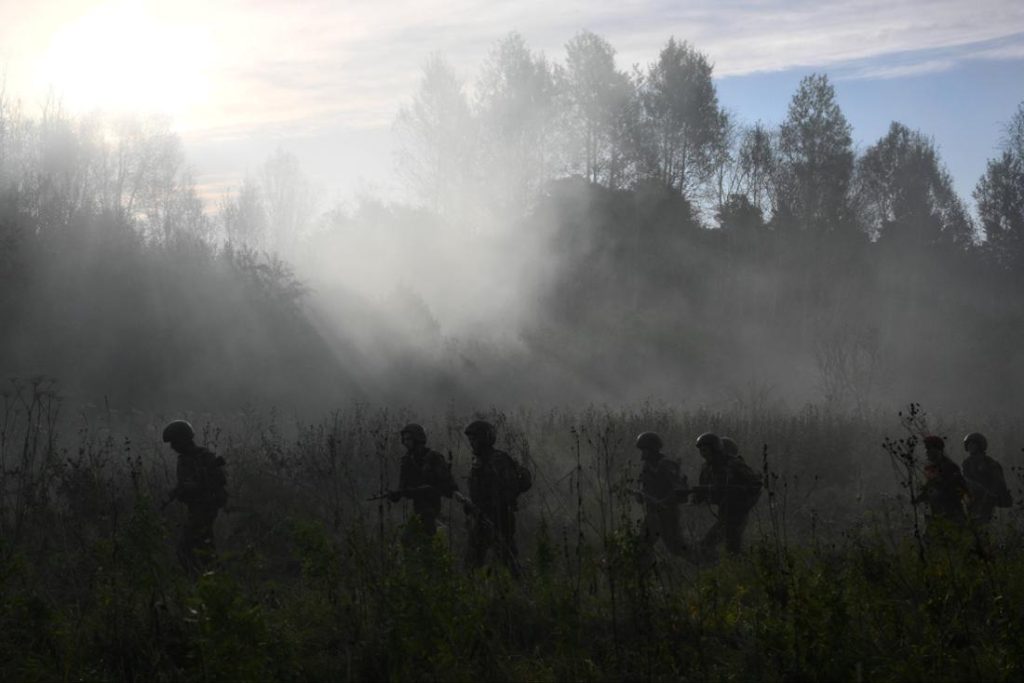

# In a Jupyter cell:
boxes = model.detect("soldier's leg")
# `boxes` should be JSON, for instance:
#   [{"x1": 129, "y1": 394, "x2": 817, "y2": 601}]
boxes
[
  {"x1": 496, "y1": 516, "x2": 521, "y2": 577},
  {"x1": 700, "y1": 518, "x2": 725, "y2": 558},
  {"x1": 659, "y1": 509, "x2": 686, "y2": 556},
  {"x1": 401, "y1": 513, "x2": 437, "y2": 550},
  {"x1": 195, "y1": 509, "x2": 218, "y2": 569},
  {"x1": 179, "y1": 508, "x2": 216, "y2": 574},
  {"x1": 723, "y1": 508, "x2": 750, "y2": 555},
  {"x1": 465, "y1": 520, "x2": 490, "y2": 571}
]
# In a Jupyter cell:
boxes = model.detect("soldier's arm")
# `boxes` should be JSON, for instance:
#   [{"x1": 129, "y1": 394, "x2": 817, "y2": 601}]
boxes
[
  {"x1": 690, "y1": 467, "x2": 712, "y2": 503},
  {"x1": 429, "y1": 453, "x2": 458, "y2": 498},
  {"x1": 395, "y1": 458, "x2": 433, "y2": 500}
]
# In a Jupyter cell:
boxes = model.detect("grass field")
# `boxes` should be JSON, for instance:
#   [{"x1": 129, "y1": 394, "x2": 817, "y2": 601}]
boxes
[{"x1": 2, "y1": 378, "x2": 1024, "y2": 681}]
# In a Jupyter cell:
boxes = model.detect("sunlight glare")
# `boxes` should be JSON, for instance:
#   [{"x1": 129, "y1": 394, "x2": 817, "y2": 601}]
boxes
[{"x1": 33, "y1": 1, "x2": 212, "y2": 126}]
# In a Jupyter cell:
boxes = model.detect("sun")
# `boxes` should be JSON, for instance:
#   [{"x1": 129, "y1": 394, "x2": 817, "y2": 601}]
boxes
[{"x1": 33, "y1": 1, "x2": 212, "y2": 124}]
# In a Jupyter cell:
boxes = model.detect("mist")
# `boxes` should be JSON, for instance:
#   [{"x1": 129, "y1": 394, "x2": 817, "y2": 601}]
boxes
[{"x1": 0, "y1": 32, "x2": 1022, "y2": 421}]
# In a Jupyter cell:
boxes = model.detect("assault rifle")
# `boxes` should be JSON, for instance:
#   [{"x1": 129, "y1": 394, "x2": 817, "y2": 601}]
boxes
[
  {"x1": 453, "y1": 491, "x2": 490, "y2": 526},
  {"x1": 454, "y1": 491, "x2": 522, "y2": 577},
  {"x1": 630, "y1": 485, "x2": 693, "y2": 508},
  {"x1": 631, "y1": 482, "x2": 760, "y2": 508},
  {"x1": 367, "y1": 488, "x2": 410, "y2": 502}
]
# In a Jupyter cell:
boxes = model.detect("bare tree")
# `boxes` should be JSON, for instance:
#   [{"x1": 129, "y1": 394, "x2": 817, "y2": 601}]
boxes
[
  {"x1": 476, "y1": 32, "x2": 560, "y2": 213},
  {"x1": 560, "y1": 31, "x2": 637, "y2": 189},
  {"x1": 395, "y1": 54, "x2": 475, "y2": 219}
]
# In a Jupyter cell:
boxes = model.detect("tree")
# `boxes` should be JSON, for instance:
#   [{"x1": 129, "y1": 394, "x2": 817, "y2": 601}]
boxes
[
  {"x1": 775, "y1": 74, "x2": 854, "y2": 233},
  {"x1": 260, "y1": 149, "x2": 317, "y2": 257},
  {"x1": 857, "y1": 121, "x2": 973, "y2": 248},
  {"x1": 560, "y1": 31, "x2": 638, "y2": 189},
  {"x1": 734, "y1": 123, "x2": 776, "y2": 218},
  {"x1": 221, "y1": 177, "x2": 267, "y2": 248},
  {"x1": 640, "y1": 38, "x2": 727, "y2": 204},
  {"x1": 975, "y1": 102, "x2": 1024, "y2": 269},
  {"x1": 476, "y1": 32, "x2": 560, "y2": 212},
  {"x1": 716, "y1": 193, "x2": 765, "y2": 233},
  {"x1": 395, "y1": 54, "x2": 475, "y2": 218}
]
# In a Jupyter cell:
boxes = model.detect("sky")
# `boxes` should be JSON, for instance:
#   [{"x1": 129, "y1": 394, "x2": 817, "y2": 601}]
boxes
[{"x1": 2, "y1": 0, "x2": 1023, "y2": 211}]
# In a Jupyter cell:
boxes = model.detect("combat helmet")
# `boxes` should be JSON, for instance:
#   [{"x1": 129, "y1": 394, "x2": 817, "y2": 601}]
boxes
[
  {"x1": 695, "y1": 432, "x2": 722, "y2": 453},
  {"x1": 162, "y1": 420, "x2": 195, "y2": 445},
  {"x1": 634, "y1": 432, "x2": 663, "y2": 451},
  {"x1": 963, "y1": 432, "x2": 988, "y2": 452},
  {"x1": 464, "y1": 420, "x2": 497, "y2": 447},
  {"x1": 400, "y1": 423, "x2": 428, "y2": 445},
  {"x1": 720, "y1": 436, "x2": 739, "y2": 457}
]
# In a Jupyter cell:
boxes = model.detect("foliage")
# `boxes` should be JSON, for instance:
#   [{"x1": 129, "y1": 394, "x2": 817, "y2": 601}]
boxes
[{"x1": 3, "y1": 387, "x2": 1024, "y2": 681}]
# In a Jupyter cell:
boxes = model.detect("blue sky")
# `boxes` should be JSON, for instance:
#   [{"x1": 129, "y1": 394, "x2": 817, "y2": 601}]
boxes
[
  {"x1": 717, "y1": 53, "x2": 1024, "y2": 208},
  {"x1": 2, "y1": 1, "x2": 1022, "y2": 212}
]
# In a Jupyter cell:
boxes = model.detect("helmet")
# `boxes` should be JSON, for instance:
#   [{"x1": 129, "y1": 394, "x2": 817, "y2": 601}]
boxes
[
  {"x1": 963, "y1": 432, "x2": 988, "y2": 452},
  {"x1": 464, "y1": 420, "x2": 497, "y2": 447},
  {"x1": 695, "y1": 432, "x2": 722, "y2": 453},
  {"x1": 634, "y1": 432, "x2": 663, "y2": 451},
  {"x1": 721, "y1": 436, "x2": 739, "y2": 457},
  {"x1": 922, "y1": 435, "x2": 945, "y2": 451},
  {"x1": 400, "y1": 423, "x2": 427, "y2": 445},
  {"x1": 162, "y1": 420, "x2": 195, "y2": 444}
]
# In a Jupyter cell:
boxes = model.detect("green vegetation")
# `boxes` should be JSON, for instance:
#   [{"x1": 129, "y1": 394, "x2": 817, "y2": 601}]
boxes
[{"x1": 3, "y1": 381, "x2": 1023, "y2": 681}]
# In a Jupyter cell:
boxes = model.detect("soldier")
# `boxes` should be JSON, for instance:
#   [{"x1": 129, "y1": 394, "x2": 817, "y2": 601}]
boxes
[
  {"x1": 462, "y1": 420, "x2": 531, "y2": 576},
  {"x1": 633, "y1": 432, "x2": 688, "y2": 557},
  {"x1": 691, "y1": 432, "x2": 762, "y2": 558},
  {"x1": 163, "y1": 420, "x2": 228, "y2": 575},
  {"x1": 912, "y1": 436, "x2": 968, "y2": 538},
  {"x1": 961, "y1": 432, "x2": 1012, "y2": 527},
  {"x1": 386, "y1": 423, "x2": 458, "y2": 546}
]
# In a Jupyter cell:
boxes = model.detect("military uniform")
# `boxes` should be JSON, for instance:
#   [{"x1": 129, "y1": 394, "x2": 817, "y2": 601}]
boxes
[
  {"x1": 466, "y1": 448, "x2": 525, "y2": 573},
  {"x1": 916, "y1": 453, "x2": 968, "y2": 537},
  {"x1": 639, "y1": 453, "x2": 687, "y2": 555},
  {"x1": 962, "y1": 452, "x2": 1011, "y2": 525},
  {"x1": 693, "y1": 454, "x2": 762, "y2": 555},
  {"x1": 397, "y1": 447, "x2": 457, "y2": 540},
  {"x1": 174, "y1": 444, "x2": 227, "y2": 574}
]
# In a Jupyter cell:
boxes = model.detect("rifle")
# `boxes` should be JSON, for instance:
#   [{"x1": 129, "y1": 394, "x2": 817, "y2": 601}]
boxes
[
  {"x1": 367, "y1": 488, "x2": 409, "y2": 502},
  {"x1": 455, "y1": 492, "x2": 522, "y2": 576},
  {"x1": 454, "y1": 491, "x2": 495, "y2": 531},
  {"x1": 630, "y1": 484, "x2": 695, "y2": 507}
]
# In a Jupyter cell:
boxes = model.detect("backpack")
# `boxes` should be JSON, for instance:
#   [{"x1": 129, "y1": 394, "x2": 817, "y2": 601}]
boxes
[
  {"x1": 515, "y1": 460, "x2": 533, "y2": 494},
  {"x1": 996, "y1": 478, "x2": 1013, "y2": 508},
  {"x1": 203, "y1": 452, "x2": 229, "y2": 509}
]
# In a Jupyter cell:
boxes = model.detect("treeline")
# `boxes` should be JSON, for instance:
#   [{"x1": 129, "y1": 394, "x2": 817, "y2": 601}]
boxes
[
  {"x1": 388, "y1": 31, "x2": 1024, "y2": 410},
  {"x1": 397, "y1": 31, "x2": 1020, "y2": 252},
  {"x1": 0, "y1": 102, "x2": 351, "y2": 410},
  {"x1": 1, "y1": 33, "x2": 1023, "y2": 411}
]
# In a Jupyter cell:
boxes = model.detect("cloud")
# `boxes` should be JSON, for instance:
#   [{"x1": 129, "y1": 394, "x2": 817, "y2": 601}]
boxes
[
  {"x1": 840, "y1": 59, "x2": 958, "y2": 80},
  {"x1": 4, "y1": 1, "x2": 1023, "y2": 141}
]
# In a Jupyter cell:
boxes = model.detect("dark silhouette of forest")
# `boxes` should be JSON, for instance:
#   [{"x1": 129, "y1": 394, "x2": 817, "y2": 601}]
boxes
[{"x1": 2, "y1": 31, "x2": 1023, "y2": 413}]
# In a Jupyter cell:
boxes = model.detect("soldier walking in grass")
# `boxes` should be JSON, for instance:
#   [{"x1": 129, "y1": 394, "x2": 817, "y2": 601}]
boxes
[
  {"x1": 912, "y1": 436, "x2": 968, "y2": 543},
  {"x1": 462, "y1": 420, "x2": 531, "y2": 576},
  {"x1": 633, "y1": 432, "x2": 688, "y2": 557},
  {"x1": 691, "y1": 433, "x2": 762, "y2": 559},
  {"x1": 163, "y1": 420, "x2": 228, "y2": 575},
  {"x1": 961, "y1": 432, "x2": 1013, "y2": 527},
  {"x1": 383, "y1": 423, "x2": 458, "y2": 547}
]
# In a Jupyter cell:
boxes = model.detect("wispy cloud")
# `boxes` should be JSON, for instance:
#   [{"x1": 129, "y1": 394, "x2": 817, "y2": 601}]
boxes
[
  {"x1": 835, "y1": 32, "x2": 1024, "y2": 80},
  {"x1": 841, "y1": 59, "x2": 958, "y2": 80},
  {"x1": 3, "y1": 0, "x2": 1023, "y2": 139}
]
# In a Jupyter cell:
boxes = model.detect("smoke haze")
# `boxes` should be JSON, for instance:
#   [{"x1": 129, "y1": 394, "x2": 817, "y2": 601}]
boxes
[{"x1": 0, "y1": 31, "x2": 1022, "y2": 420}]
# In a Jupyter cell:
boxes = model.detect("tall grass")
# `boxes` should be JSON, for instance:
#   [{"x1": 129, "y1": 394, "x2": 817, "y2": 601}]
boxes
[{"x1": 2, "y1": 379, "x2": 1023, "y2": 681}]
